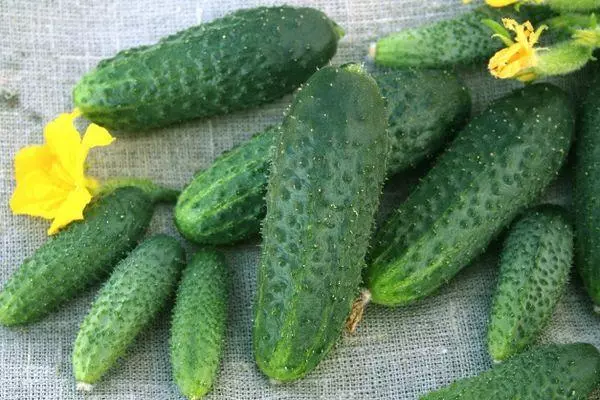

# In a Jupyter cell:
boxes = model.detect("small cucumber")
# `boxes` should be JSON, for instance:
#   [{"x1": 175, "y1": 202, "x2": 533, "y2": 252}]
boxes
[
  {"x1": 420, "y1": 343, "x2": 600, "y2": 400},
  {"x1": 73, "y1": 235, "x2": 185, "y2": 389},
  {"x1": 253, "y1": 64, "x2": 388, "y2": 381},
  {"x1": 366, "y1": 84, "x2": 574, "y2": 307},
  {"x1": 175, "y1": 67, "x2": 469, "y2": 245},
  {"x1": 0, "y1": 187, "x2": 156, "y2": 326},
  {"x1": 488, "y1": 205, "x2": 573, "y2": 362},
  {"x1": 575, "y1": 69, "x2": 600, "y2": 311},
  {"x1": 73, "y1": 6, "x2": 343, "y2": 132},
  {"x1": 170, "y1": 250, "x2": 228, "y2": 400},
  {"x1": 371, "y1": 5, "x2": 554, "y2": 68}
]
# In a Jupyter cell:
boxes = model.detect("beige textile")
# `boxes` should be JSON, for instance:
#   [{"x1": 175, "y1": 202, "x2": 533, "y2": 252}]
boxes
[{"x1": 1, "y1": 0, "x2": 599, "y2": 399}]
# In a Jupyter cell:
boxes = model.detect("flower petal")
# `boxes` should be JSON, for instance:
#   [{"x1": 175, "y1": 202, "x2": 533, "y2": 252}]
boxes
[
  {"x1": 43, "y1": 111, "x2": 85, "y2": 184},
  {"x1": 47, "y1": 186, "x2": 92, "y2": 235},
  {"x1": 487, "y1": 0, "x2": 520, "y2": 6},
  {"x1": 81, "y1": 123, "x2": 115, "y2": 160},
  {"x1": 13, "y1": 145, "x2": 55, "y2": 183},
  {"x1": 10, "y1": 170, "x2": 71, "y2": 219}
]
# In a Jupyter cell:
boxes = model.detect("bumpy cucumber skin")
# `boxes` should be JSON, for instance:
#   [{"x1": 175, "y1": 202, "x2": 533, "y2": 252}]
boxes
[
  {"x1": 374, "y1": 6, "x2": 554, "y2": 68},
  {"x1": 174, "y1": 127, "x2": 275, "y2": 245},
  {"x1": 175, "y1": 68, "x2": 468, "y2": 245},
  {"x1": 366, "y1": 84, "x2": 574, "y2": 307},
  {"x1": 421, "y1": 343, "x2": 600, "y2": 400},
  {"x1": 372, "y1": 67, "x2": 470, "y2": 173},
  {"x1": 73, "y1": 6, "x2": 342, "y2": 132},
  {"x1": 171, "y1": 251, "x2": 228, "y2": 400},
  {"x1": 0, "y1": 188, "x2": 153, "y2": 326},
  {"x1": 575, "y1": 71, "x2": 600, "y2": 310},
  {"x1": 488, "y1": 205, "x2": 573, "y2": 362},
  {"x1": 73, "y1": 235, "x2": 185, "y2": 386},
  {"x1": 253, "y1": 64, "x2": 388, "y2": 381}
]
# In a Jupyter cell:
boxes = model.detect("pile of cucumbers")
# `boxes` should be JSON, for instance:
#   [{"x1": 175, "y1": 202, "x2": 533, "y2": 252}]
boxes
[{"x1": 1, "y1": 4, "x2": 600, "y2": 399}]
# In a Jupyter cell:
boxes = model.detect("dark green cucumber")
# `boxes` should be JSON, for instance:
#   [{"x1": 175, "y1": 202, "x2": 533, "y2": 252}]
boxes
[
  {"x1": 366, "y1": 84, "x2": 574, "y2": 307},
  {"x1": 174, "y1": 127, "x2": 275, "y2": 245},
  {"x1": 73, "y1": 235, "x2": 185, "y2": 389},
  {"x1": 175, "y1": 68, "x2": 469, "y2": 245},
  {"x1": 372, "y1": 67, "x2": 470, "y2": 172},
  {"x1": 253, "y1": 64, "x2": 388, "y2": 381},
  {"x1": 575, "y1": 68, "x2": 600, "y2": 311},
  {"x1": 73, "y1": 6, "x2": 343, "y2": 132},
  {"x1": 171, "y1": 250, "x2": 228, "y2": 400},
  {"x1": 420, "y1": 343, "x2": 600, "y2": 400},
  {"x1": 488, "y1": 205, "x2": 573, "y2": 362},
  {"x1": 372, "y1": 5, "x2": 554, "y2": 68},
  {"x1": 0, "y1": 187, "x2": 155, "y2": 326}
]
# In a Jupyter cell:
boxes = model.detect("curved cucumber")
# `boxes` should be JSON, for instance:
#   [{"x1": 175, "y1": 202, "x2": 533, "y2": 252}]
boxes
[
  {"x1": 372, "y1": 5, "x2": 554, "y2": 68},
  {"x1": 575, "y1": 69, "x2": 600, "y2": 311},
  {"x1": 421, "y1": 343, "x2": 600, "y2": 400},
  {"x1": 253, "y1": 64, "x2": 388, "y2": 381},
  {"x1": 73, "y1": 235, "x2": 185, "y2": 389},
  {"x1": 0, "y1": 187, "x2": 155, "y2": 326},
  {"x1": 366, "y1": 84, "x2": 574, "y2": 307},
  {"x1": 175, "y1": 68, "x2": 469, "y2": 245},
  {"x1": 488, "y1": 205, "x2": 573, "y2": 362},
  {"x1": 170, "y1": 250, "x2": 228, "y2": 400},
  {"x1": 74, "y1": 6, "x2": 343, "y2": 132}
]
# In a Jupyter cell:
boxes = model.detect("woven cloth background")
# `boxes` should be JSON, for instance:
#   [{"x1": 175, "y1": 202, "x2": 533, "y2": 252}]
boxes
[{"x1": 1, "y1": 0, "x2": 599, "y2": 399}]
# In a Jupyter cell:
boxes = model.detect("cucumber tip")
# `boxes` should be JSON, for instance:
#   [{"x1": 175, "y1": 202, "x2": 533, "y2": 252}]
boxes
[
  {"x1": 76, "y1": 382, "x2": 94, "y2": 392},
  {"x1": 368, "y1": 43, "x2": 377, "y2": 60}
]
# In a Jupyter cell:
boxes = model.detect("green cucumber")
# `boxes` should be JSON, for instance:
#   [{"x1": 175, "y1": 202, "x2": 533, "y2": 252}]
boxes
[
  {"x1": 73, "y1": 6, "x2": 343, "y2": 132},
  {"x1": 175, "y1": 126, "x2": 275, "y2": 245},
  {"x1": 488, "y1": 205, "x2": 573, "y2": 362},
  {"x1": 0, "y1": 187, "x2": 158, "y2": 326},
  {"x1": 253, "y1": 64, "x2": 388, "y2": 381},
  {"x1": 420, "y1": 343, "x2": 600, "y2": 400},
  {"x1": 371, "y1": 5, "x2": 554, "y2": 68},
  {"x1": 73, "y1": 235, "x2": 185, "y2": 389},
  {"x1": 575, "y1": 68, "x2": 600, "y2": 311},
  {"x1": 546, "y1": 0, "x2": 600, "y2": 11},
  {"x1": 366, "y1": 83, "x2": 574, "y2": 307},
  {"x1": 170, "y1": 250, "x2": 228, "y2": 400},
  {"x1": 175, "y1": 67, "x2": 469, "y2": 245}
]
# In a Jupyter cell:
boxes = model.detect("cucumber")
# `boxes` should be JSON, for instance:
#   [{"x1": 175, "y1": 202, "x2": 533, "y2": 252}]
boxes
[
  {"x1": 546, "y1": 0, "x2": 600, "y2": 11},
  {"x1": 170, "y1": 250, "x2": 228, "y2": 400},
  {"x1": 372, "y1": 67, "x2": 470, "y2": 172},
  {"x1": 0, "y1": 187, "x2": 156, "y2": 326},
  {"x1": 488, "y1": 205, "x2": 573, "y2": 362},
  {"x1": 366, "y1": 83, "x2": 574, "y2": 307},
  {"x1": 253, "y1": 64, "x2": 388, "y2": 381},
  {"x1": 575, "y1": 69, "x2": 600, "y2": 311},
  {"x1": 175, "y1": 127, "x2": 275, "y2": 245},
  {"x1": 175, "y1": 68, "x2": 469, "y2": 245},
  {"x1": 371, "y1": 5, "x2": 554, "y2": 68},
  {"x1": 73, "y1": 6, "x2": 343, "y2": 132},
  {"x1": 73, "y1": 235, "x2": 185, "y2": 389},
  {"x1": 420, "y1": 343, "x2": 600, "y2": 400}
]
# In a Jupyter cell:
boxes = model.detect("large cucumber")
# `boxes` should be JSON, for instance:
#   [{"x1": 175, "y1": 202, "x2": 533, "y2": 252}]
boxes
[
  {"x1": 575, "y1": 69, "x2": 600, "y2": 311},
  {"x1": 253, "y1": 64, "x2": 388, "y2": 381},
  {"x1": 73, "y1": 235, "x2": 185, "y2": 389},
  {"x1": 366, "y1": 84, "x2": 574, "y2": 307},
  {"x1": 488, "y1": 205, "x2": 573, "y2": 362},
  {"x1": 175, "y1": 68, "x2": 469, "y2": 245},
  {"x1": 73, "y1": 6, "x2": 343, "y2": 132},
  {"x1": 420, "y1": 343, "x2": 600, "y2": 400},
  {"x1": 371, "y1": 5, "x2": 554, "y2": 68},
  {"x1": 170, "y1": 250, "x2": 228, "y2": 400},
  {"x1": 0, "y1": 187, "x2": 158, "y2": 326}
]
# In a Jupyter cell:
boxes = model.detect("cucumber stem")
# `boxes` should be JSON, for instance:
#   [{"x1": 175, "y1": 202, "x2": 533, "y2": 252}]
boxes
[
  {"x1": 94, "y1": 178, "x2": 180, "y2": 204},
  {"x1": 368, "y1": 42, "x2": 376, "y2": 60},
  {"x1": 345, "y1": 289, "x2": 372, "y2": 334}
]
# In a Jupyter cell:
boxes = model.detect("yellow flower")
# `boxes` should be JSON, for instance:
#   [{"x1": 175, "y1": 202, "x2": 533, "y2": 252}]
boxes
[
  {"x1": 488, "y1": 19, "x2": 546, "y2": 82},
  {"x1": 10, "y1": 109, "x2": 114, "y2": 235},
  {"x1": 486, "y1": 0, "x2": 520, "y2": 6}
]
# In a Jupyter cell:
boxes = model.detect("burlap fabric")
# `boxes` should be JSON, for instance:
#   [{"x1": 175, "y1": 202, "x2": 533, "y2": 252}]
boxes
[{"x1": 1, "y1": 0, "x2": 599, "y2": 399}]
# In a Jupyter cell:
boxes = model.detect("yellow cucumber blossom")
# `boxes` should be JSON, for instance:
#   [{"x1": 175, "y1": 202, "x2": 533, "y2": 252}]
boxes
[
  {"x1": 10, "y1": 109, "x2": 114, "y2": 235},
  {"x1": 488, "y1": 19, "x2": 546, "y2": 82}
]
